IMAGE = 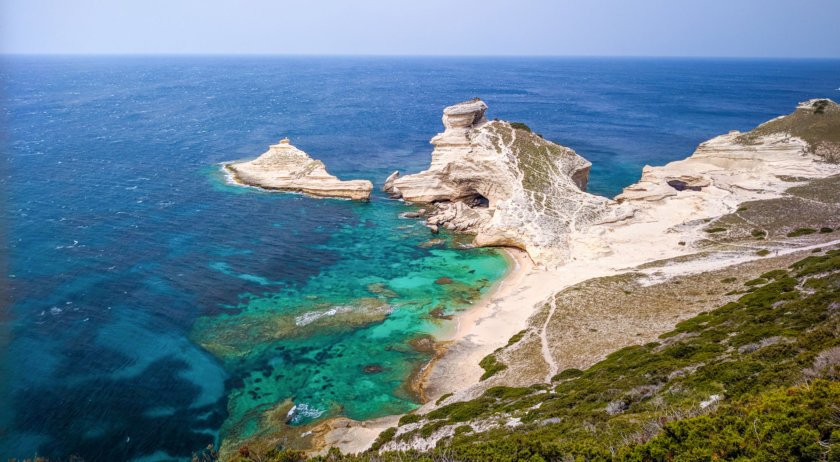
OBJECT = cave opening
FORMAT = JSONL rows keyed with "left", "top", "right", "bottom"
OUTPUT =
{"left": 667, "top": 180, "right": 703, "bottom": 192}
{"left": 466, "top": 193, "right": 490, "bottom": 208}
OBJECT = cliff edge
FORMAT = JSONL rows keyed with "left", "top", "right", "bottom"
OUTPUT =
{"left": 227, "top": 139, "right": 373, "bottom": 200}
{"left": 387, "top": 99, "right": 629, "bottom": 266}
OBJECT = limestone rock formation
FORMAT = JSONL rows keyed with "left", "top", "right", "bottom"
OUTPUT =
{"left": 226, "top": 139, "right": 373, "bottom": 200}
{"left": 617, "top": 99, "right": 840, "bottom": 205}
{"left": 390, "top": 99, "right": 628, "bottom": 266}
{"left": 383, "top": 170, "right": 401, "bottom": 197}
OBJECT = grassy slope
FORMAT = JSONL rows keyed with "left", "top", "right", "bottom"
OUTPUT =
{"left": 736, "top": 99, "right": 840, "bottom": 162}
{"left": 239, "top": 248, "right": 840, "bottom": 462}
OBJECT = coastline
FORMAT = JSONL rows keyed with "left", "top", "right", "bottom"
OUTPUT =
{"left": 417, "top": 247, "right": 534, "bottom": 401}
{"left": 310, "top": 246, "right": 532, "bottom": 455}
{"left": 320, "top": 193, "right": 840, "bottom": 454}
{"left": 219, "top": 162, "right": 361, "bottom": 201}
{"left": 241, "top": 98, "right": 840, "bottom": 456}
{"left": 411, "top": 247, "right": 532, "bottom": 399}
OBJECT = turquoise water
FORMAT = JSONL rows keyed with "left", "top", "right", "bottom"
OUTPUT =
{"left": 195, "top": 168, "right": 508, "bottom": 445}
{"left": 2, "top": 56, "right": 839, "bottom": 461}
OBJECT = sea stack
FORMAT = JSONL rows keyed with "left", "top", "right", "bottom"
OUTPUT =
{"left": 226, "top": 138, "right": 373, "bottom": 200}
{"left": 389, "top": 99, "right": 627, "bottom": 266}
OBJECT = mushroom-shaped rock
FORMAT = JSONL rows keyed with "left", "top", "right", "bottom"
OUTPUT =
{"left": 389, "top": 99, "right": 627, "bottom": 266}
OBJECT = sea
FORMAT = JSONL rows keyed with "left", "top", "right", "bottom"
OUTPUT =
{"left": 1, "top": 56, "right": 838, "bottom": 461}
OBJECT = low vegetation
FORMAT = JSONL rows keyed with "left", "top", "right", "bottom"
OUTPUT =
{"left": 221, "top": 249, "right": 840, "bottom": 461}
{"left": 509, "top": 122, "right": 532, "bottom": 132}
{"left": 788, "top": 227, "right": 817, "bottom": 237}
{"left": 736, "top": 99, "right": 840, "bottom": 162}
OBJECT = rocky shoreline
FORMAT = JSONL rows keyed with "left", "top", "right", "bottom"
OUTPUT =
{"left": 319, "top": 98, "right": 840, "bottom": 454}
{"left": 226, "top": 138, "right": 373, "bottom": 200}
{"left": 218, "top": 98, "right": 840, "bottom": 458}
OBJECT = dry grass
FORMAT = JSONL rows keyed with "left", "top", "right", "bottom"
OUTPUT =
{"left": 736, "top": 99, "right": 840, "bottom": 162}
{"left": 484, "top": 251, "right": 811, "bottom": 391}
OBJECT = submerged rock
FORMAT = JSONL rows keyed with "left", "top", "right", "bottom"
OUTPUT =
{"left": 419, "top": 238, "right": 446, "bottom": 248}
{"left": 409, "top": 335, "right": 437, "bottom": 353}
{"left": 362, "top": 364, "right": 384, "bottom": 374}
{"left": 226, "top": 138, "right": 373, "bottom": 200}
{"left": 389, "top": 99, "right": 628, "bottom": 266}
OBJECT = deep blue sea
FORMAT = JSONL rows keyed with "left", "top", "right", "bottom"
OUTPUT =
{"left": 1, "top": 56, "right": 839, "bottom": 461}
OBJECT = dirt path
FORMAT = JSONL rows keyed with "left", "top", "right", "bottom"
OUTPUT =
{"left": 540, "top": 294, "right": 559, "bottom": 382}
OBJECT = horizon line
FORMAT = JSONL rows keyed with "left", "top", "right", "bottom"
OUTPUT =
{"left": 2, "top": 52, "right": 840, "bottom": 60}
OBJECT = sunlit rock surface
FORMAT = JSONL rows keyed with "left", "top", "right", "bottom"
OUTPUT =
{"left": 227, "top": 139, "right": 373, "bottom": 200}
{"left": 390, "top": 99, "right": 628, "bottom": 266}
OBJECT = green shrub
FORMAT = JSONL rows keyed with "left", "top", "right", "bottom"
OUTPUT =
{"left": 507, "top": 330, "right": 527, "bottom": 346}
{"left": 788, "top": 228, "right": 817, "bottom": 237}
{"left": 814, "top": 99, "right": 829, "bottom": 114}
{"left": 820, "top": 227, "right": 834, "bottom": 233}
{"left": 620, "top": 381, "right": 840, "bottom": 461}
{"left": 752, "top": 229, "right": 767, "bottom": 238}
{"left": 478, "top": 354, "right": 507, "bottom": 380}
{"left": 435, "top": 393, "right": 453, "bottom": 406}
{"left": 756, "top": 249, "right": 771, "bottom": 256}
{"left": 369, "top": 427, "right": 396, "bottom": 451}
{"left": 483, "top": 386, "right": 531, "bottom": 400}
{"left": 263, "top": 448, "right": 306, "bottom": 462}
{"left": 454, "top": 425, "right": 473, "bottom": 436}
{"left": 759, "top": 269, "right": 787, "bottom": 280}
{"left": 427, "top": 398, "right": 496, "bottom": 422}
{"left": 509, "top": 122, "right": 532, "bottom": 132}
{"left": 552, "top": 368, "right": 584, "bottom": 381}
{"left": 420, "top": 421, "right": 446, "bottom": 438}
{"left": 399, "top": 414, "right": 422, "bottom": 426}
{"left": 705, "top": 227, "right": 727, "bottom": 233}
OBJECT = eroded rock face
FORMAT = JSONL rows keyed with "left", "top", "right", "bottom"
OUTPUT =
{"left": 383, "top": 170, "right": 401, "bottom": 197}
{"left": 227, "top": 139, "right": 373, "bottom": 200}
{"left": 617, "top": 100, "right": 840, "bottom": 205}
{"left": 390, "top": 99, "right": 628, "bottom": 266}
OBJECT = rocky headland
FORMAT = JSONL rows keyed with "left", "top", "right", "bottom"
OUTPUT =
{"left": 223, "top": 99, "right": 840, "bottom": 460}
{"left": 386, "top": 99, "right": 629, "bottom": 266}
{"left": 226, "top": 139, "right": 373, "bottom": 200}
{"left": 357, "top": 98, "right": 840, "bottom": 451}
{"left": 388, "top": 98, "right": 840, "bottom": 268}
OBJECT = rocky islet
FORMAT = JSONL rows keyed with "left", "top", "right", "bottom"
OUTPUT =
{"left": 226, "top": 138, "right": 373, "bottom": 200}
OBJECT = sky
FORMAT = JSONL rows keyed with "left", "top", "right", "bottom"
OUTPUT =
{"left": 2, "top": 0, "right": 839, "bottom": 57}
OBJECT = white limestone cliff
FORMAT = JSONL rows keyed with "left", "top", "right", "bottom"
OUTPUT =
{"left": 390, "top": 98, "right": 840, "bottom": 268}
{"left": 615, "top": 99, "right": 840, "bottom": 214}
{"left": 226, "top": 139, "right": 373, "bottom": 201}
{"left": 390, "top": 99, "right": 630, "bottom": 266}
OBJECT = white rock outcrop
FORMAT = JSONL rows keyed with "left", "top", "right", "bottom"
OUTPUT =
{"left": 616, "top": 99, "right": 840, "bottom": 206}
{"left": 567, "top": 99, "right": 840, "bottom": 263}
{"left": 390, "top": 99, "right": 629, "bottom": 266}
{"left": 226, "top": 139, "right": 373, "bottom": 200}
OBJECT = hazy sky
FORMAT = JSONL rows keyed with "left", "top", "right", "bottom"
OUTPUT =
{"left": 2, "top": 0, "right": 839, "bottom": 57}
